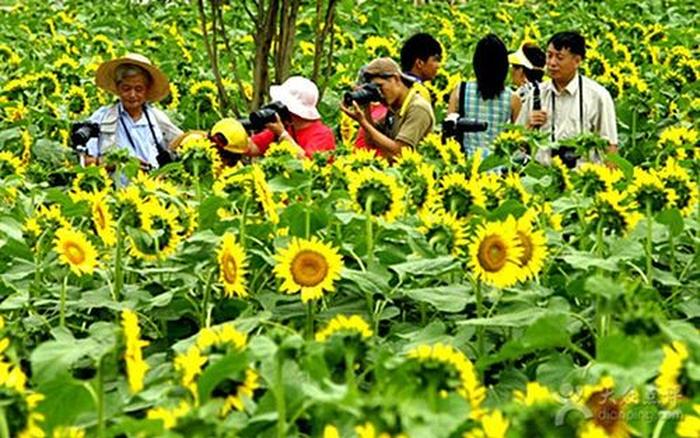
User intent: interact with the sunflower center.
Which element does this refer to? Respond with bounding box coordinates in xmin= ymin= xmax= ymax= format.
xmin=291 ymin=250 xmax=328 ymax=287
xmin=64 ymin=242 xmax=86 ymax=265
xmin=587 ymin=390 xmax=624 ymax=434
xmin=222 ymin=253 xmax=237 ymax=284
xmin=477 ymin=235 xmax=507 ymax=272
xmin=517 ymin=231 xmax=533 ymax=266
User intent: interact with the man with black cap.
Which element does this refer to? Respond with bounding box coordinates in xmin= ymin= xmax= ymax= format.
xmin=342 ymin=57 xmax=435 ymax=159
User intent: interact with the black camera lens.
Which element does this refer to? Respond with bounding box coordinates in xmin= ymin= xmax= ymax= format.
xmin=70 ymin=122 xmax=100 ymax=148
xmin=343 ymin=83 xmax=382 ymax=106
xmin=246 ymin=101 xmax=289 ymax=132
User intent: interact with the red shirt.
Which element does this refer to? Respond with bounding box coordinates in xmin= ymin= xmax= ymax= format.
xmin=354 ymin=103 xmax=389 ymax=157
xmin=250 ymin=120 xmax=336 ymax=158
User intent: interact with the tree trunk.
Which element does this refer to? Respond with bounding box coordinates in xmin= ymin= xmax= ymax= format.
xmin=311 ymin=0 xmax=338 ymax=99
xmin=196 ymin=0 xmax=230 ymax=115
xmin=251 ymin=0 xmax=279 ymax=110
xmin=274 ymin=0 xmax=301 ymax=84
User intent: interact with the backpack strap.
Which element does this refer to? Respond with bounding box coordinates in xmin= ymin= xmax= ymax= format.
xmin=458 ymin=81 xmax=466 ymax=117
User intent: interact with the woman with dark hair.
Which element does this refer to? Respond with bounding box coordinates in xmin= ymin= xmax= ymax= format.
xmin=509 ymin=42 xmax=546 ymax=119
xmin=448 ymin=34 xmax=518 ymax=157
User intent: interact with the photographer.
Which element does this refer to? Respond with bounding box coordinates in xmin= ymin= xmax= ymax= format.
xmin=515 ymin=31 xmax=618 ymax=166
xmin=342 ymin=58 xmax=435 ymax=159
xmin=509 ymin=42 xmax=546 ymax=121
xmin=82 ymin=53 xmax=182 ymax=170
xmin=246 ymin=76 xmax=335 ymax=159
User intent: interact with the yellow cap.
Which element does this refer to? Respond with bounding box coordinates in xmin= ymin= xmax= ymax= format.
xmin=210 ymin=118 xmax=248 ymax=153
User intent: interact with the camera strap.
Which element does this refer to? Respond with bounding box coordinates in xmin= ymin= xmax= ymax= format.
xmin=550 ymin=74 xmax=584 ymax=142
xmin=118 ymin=104 xmax=161 ymax=158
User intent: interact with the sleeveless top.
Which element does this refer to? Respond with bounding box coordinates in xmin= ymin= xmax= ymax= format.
xmin=460 ymin=81 xmax=512 ymax=157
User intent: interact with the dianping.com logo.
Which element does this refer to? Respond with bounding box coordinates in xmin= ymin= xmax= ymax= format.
xmin=553 ymin=382 xmax=682 ymax=426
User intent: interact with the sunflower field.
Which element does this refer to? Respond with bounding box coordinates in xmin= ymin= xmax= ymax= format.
xmin=0 ymin=0 xmax=699 ymax=437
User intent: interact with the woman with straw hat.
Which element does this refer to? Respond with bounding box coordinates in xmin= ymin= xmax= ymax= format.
xmin=84 ymin=53 xmax=182 ymax=169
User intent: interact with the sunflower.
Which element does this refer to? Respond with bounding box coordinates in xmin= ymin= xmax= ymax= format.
xmin=273 ymin=237 xmax=343 ymax=303
xmin=464 ymin=410 xmax=510 ymax=438
xmin=393 ymin=147 xmax=424 ymax=176
xmin=550 ymin=156 xmax=574 ymax=192
xmin=115 ymin=185 xmax=143 ymax=228
xmin=625 ymin=168 xmax=676 ymax=214
xmin=173 ymin=346 xmax=207 ymax=399
xmin=335 ymin=149 xmax=388 ymax=174
xmin=406 ymin=343 xmax=485 ymax=418
xmin=587 ymin=190 xmax=642 ymax=235
xmin=213 ymin=167 xmax=254 ymax=199
xmin=130 ymin=199 xmax=183 ymax=261
xmin=86 ymin=191 xmax=117 ymax=246
xmin=265 ymin=139 xmax=302 ymax=160
xmin=363 ymin=36 xmax=398 ymax=57
xmin=147 ymin=401 xmax=190 ymax=430
xmin=0 ymin=151 xmax=26 ymax=178
xmin=574 ymin=376 xmax=635 ymax=438
xmin=218 ymin=232 xmax=248 ymax=298
xmin=355 ymin=422 xmax=407 ymax=438
xmin=220 ymin=368 xmax=260 ymax=415
xmin=66 ymin=85 xmax=90 ymax=117
xmin=659 ymin=157 xmax=698 ymax=217
xmin=71 ymin=167 xmax=112 ymax=201
xmin=339 ymin=111 xmax=358 ymax=146
xmin=417 ymin=132 xmax=451 ymax=164
xmin=179 ymin=135 xmax=223 ymax=179
xmin=251 ymin=164 xmax=280 ymax=225
xmin=439 ymin=172 xmax=486 ymax=219
xmin=677 ymin=404 xmax=700 ymax=437
xmin=513 ymin=382 xmax=558 ymax=406
xmin=514 ymin=214 xmax=548 ymax=282
xmin=121 ymin=309 xmax=149 ymax=394
xmin=442 ymin=137 xmax=467 ymax=167
xmin=573 ymin=162 xmax=624 ymax=196
xmin=315 ymin=314 xmax=373 ymax=342
xmin=467 ymin=217 xmax=523 ymax=289
xmin=476 ymin=173 xmax=503 ymax=210
xmin=419 ymin=211 xmax=468 ymax=256
xmin=348 ymin=168 xmax=405 ymax=222
xmin=54 ymin=226 xmax=98 ymax=276
xmin=407 ymin=163 xmax=439 ymax=215
xmin=655 ymin=341 xmax=688 ymax=409
xmin=501 ymin=173 xmax=531 ymax=205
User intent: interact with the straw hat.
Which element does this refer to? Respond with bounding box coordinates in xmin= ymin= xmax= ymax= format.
xmin=95 ymin=53 xmax=170 ymax=102
xmin=269 ymin=76 xmax=321 ymax=120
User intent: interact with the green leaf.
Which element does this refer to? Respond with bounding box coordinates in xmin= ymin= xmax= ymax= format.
xmin=656 ymin=208 xmax=684 ymax=237
xmin=36 ymin=379 xmax=95 ymax=432
xmin=605 ymin=154 xmax=634 ymax=180
xmin=197 ymin=350 xmax=249 ymax=403
xmin=390 ymin=256 xmax=460 ymax=282
xmin=584 ymin=275 xmax=623 ymax=299
xmin=486 ymin=199 xmax=527 ymax=221
xmin=401 ymin=285 xmax=472 ymax=313
xmin=457 ymin=307 xmax=547 ymax=327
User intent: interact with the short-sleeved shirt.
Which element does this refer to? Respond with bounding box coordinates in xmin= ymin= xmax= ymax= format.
xmin=86 ymin=102 xmax=182 ymax=168
xmin=250 ymin=120 xmax=336 ymax=158
xmin=354 ymin=104 xmax=389 ymax=156
xmin=382 ymin=90 xmax=434 ymax=148
xmin=516 ymin=73 xmax=618 ymax=163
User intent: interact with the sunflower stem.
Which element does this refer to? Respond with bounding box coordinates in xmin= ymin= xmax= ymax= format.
xmin=274 ymin=351 xmax=287 ymax=438
xmin=59 ymin=275 xmax=68 ymax=329
xmin=305 ymin=301 xmax=315 ymax=340
xmin=475 ymin=280 xmax=484 ymax=356
xmin=240 ymin=197 xmax=249 ymax=246
xmin=344 ymin=349 xmax=357 ymax=398
xmin=305 ymin=182 xmax=312 ymax=239
xmin=114 ymin=217 xmax=124 ymax=302
xmin=201 ymin=267 xmax=216 ymax=329
xmin=364 ymin=195 xmax=374 ymax=260
xmin=0 ymin=407 xmax=9 ymax=438
xmin=96 ymin=357 xmax=106 ymax=438
xmin=645 ymin=200 xmax=653 ymax=284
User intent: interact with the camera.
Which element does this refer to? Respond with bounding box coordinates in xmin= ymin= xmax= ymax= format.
xmin=71 ymin=122 xmax=100 ymax=148
xmin=246 ymin=101 xmax=291 ymax=132
xmin=343 ymin=82 xmax=382 ymax=106
xmin=441 ymin=115 xmax=488 ymax=143
xmin=552 ymin=146 xmax=578 ymax=168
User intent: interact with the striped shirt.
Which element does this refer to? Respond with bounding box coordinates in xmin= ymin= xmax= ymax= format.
xmin=460 ymin=82 xmax=512 ymax=157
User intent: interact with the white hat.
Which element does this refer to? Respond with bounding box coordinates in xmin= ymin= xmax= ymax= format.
xmin=270 ymin=76 xmax=321 ymax=120
xmin=508 ymin=46 xmax=535 ymax=70
xmin=95 ymin=53 xmax=170 ymax=102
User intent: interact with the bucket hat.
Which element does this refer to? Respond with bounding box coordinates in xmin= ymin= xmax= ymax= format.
xmin=95 ymin=53 xmax=170 ymax=102
xmin=269 ymin=76 xmax=321 ymax=120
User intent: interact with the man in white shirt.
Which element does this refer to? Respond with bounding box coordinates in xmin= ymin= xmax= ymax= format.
xmin=516 ymin=31 xmax=618 ymax=166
